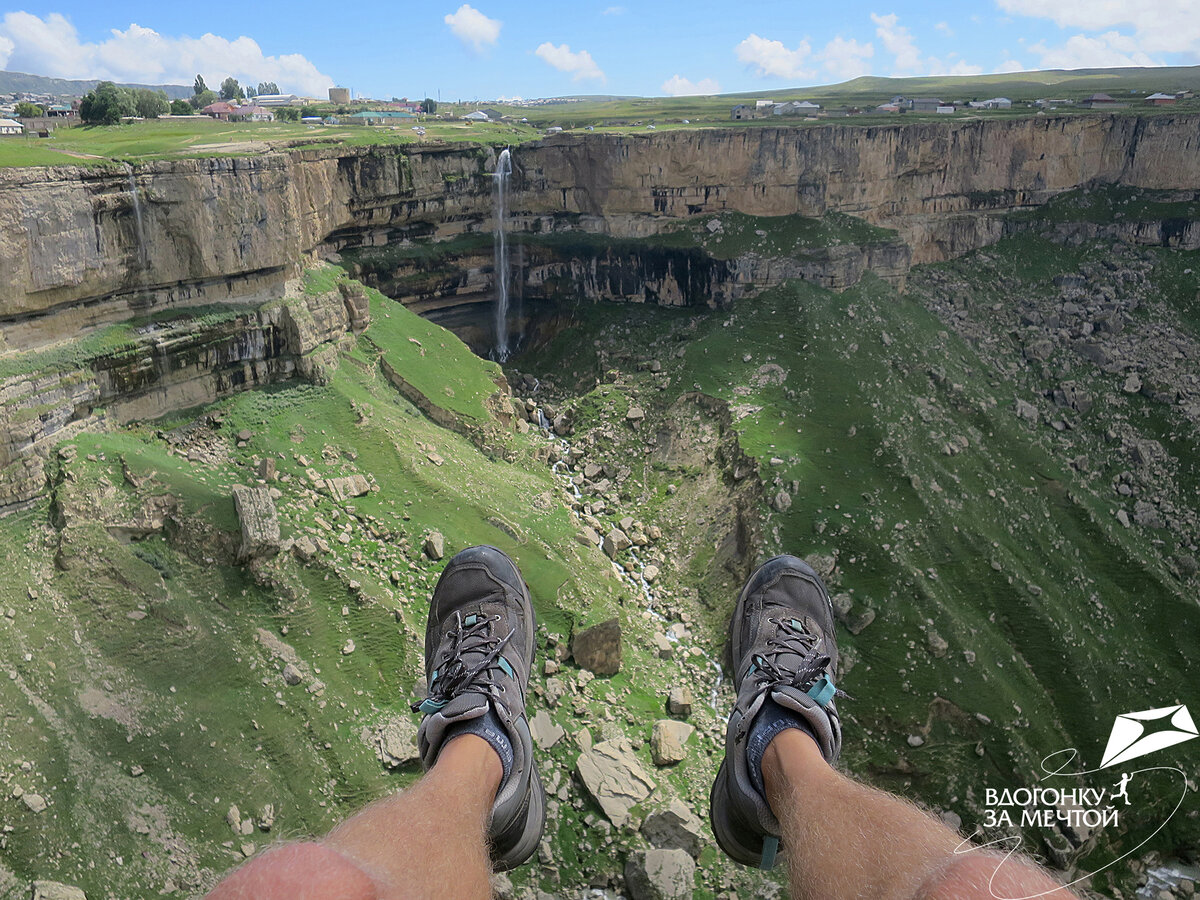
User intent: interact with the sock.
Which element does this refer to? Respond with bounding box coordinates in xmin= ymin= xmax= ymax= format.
xmin=746 ymin=698 xmax=818 ymax=795
xmin=441 ymin=705 xmax=514 ymax=786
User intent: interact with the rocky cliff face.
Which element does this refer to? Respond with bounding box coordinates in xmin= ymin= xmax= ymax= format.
xmin=3 ymin=115 xmax=1199 ymax=348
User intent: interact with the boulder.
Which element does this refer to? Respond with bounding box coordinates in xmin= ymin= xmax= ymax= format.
xmin=325 ymin=473 xmax=371 ymax=500
xmin=650 ymin=719 xmax=694 ymax=766
xmin=338 ymin=281 xmax=371 ymax=333
xmin=926 ymin=630 xmax=949 ymax=658
xmin=232 ymin=485 xmax=281 ymax=562
xmin=377 ymin=717 xmax=420 ymax=768
xmin=602 ymin=528 xmax=632 ymax=559
xmin=32 ymin=884 xmax=87 ymax=900
xmin=575 ymin=526 xmax=601 ymax=548
xmin=575 ymin=739 xmax=656 ymax=826
xmin=626 ymin=406 xmax=646 ymax=424
xmin=529 ymin=710 xmax=565 ymax=749
xmin=281 ymin=663 xmax=303 ymax=686
xmin=573 ymin=618 xmax=622 ymax=675
xmin=641 ymin=799 xmax=705 ymax=858
xmin=423 ymin=532 xmax=445 ymax=561
xmin=667 ymin=686 xmax=693 ymax=717
xmin=624 ymin=848 xmax=695 ymax=900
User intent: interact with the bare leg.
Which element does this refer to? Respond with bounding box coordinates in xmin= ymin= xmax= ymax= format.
xmin=762 ymin=729 xmax=1077 ymax=900
xmin=207 ymin=735 xmax=501 ymax=900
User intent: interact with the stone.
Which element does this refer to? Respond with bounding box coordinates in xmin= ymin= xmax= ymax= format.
xmin=231 ymin=485 xmax=281 ymax=562
xmin=624 ymin=848 xmax=696 ymax=900
xmin=773 ymin=490 xmax=792 ymax=512
xmin=652 ymin=632 xmax=673 ymax=658
xmin=226 ymin=804 xmax=241 ymax=831
xmin=282 ymin=663 xmax=303 ymax=686
xmin=342 ymin=639 xmax=356 ymax=655
xmin=643 ymin=564 xmax=660 ymax=583
xmin=602 ymin=528 xmax=632 ymax=559
xmin=650 ymin=719 xmax=694 ymax=766
xmin=808 ymin=553 xmax=837 ymax=580
xmin=583 ymin=462 xmax=603 ymax=480
xmin=573 ymin=618 xmax=621 ymax=675
xmin=831 ymin=592 xmax=854 ymax=622
xmin=926 ymin=630 xmax=949 ymax=658
xmin=530 ymin=710 xmax=565 ymax=749
xmin=907 ymin=734 xmax=925 ymax=747
xmin=626 ymin=406 xmax=645 ymax=424
xmin=325 ymin=473 xmax=371 ymax=500
xmin=257 ymin=458 xmax=277 ymax=481
xmin=846 ymin=607 xmax=875 ymax=634
xmin=31 ymin=883 xmax=87 ymax=900
xmin=1116 ymin=509 xmax=1131 ymax=528
xmin=667 ymin=686 xmax=693 ymax=717
xmin=241 ymin=842 xmax=256 ymax=858
xmin=423 ymin=531 xmax=445 ymax=561
xmin=575 ymin=526 xmax=601 ymax=547
xmin=575 ymin=739 xmax=656 ymax=826
xmin=130 ymin=765 xmax=144 ymax=777
xmin=21 ymin=793 xmax=47 ymax=813
xmin=1014 ymin=399 xmax=1039 ymax=424
xmin=1132 ymin=500 xmax=1165 ymax=529
xmin=641 ymin=799 xmax=704 ymax=858
xmin=377 ymin=717 xmax=420 ymax=767
xmin=259 ymin=803 xmax=275 ymax=831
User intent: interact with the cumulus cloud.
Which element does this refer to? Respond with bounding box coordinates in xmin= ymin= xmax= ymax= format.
xmin=661 ymin=74 xmax=720 ymax=96
xmin=534 ymin=42 xmax=605 ymax=82
xmin=734 ymin=33 xmax=814 ymax=80
xmin=602 ymin=6 xmax=626 ymax=15
xmin=0 ymin=12 xmax=333 ymax=95
xmin=997 ymin=58 xmax=1025 ymax=73
xmin=934 ymin=21 xmax=954 ymax=36
xmin=820 ymin=36 xmax=874 ymax=80
xmin=870 ymin=13 xmax=922 ymax=74
xmin=1028 ymin=32 xmax=1157 ymax=69
xmin=444 ymin=4 xmax=501 ymax=52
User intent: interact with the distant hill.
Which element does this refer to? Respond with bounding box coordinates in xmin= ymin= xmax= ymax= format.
xmin=0 ymin=69 xmax=192 ymax=100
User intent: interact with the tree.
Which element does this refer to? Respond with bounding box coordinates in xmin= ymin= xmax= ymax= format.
xmin=219 ymin=77 xmax=244 ymax=101
xmin=132 ymin=89 xmax=169 ymax=119
xmin=193 ymin=74 xmax=207 ymax=96
xmin=169 ymin=99 xmax=193 ymax=116
xmin=421 ymin=97 xmax=437 ymax=114
xmin=245 ymin=85 xmax=256 ymax=98
xmin=257 ymin=81 xmax=280 ymax=96
xmin=190 ymin=89 xmax=218 ymax=110
xmin=79 ymin=81 xmax=134 ymax=125
xmin=274 ymin=106 xmax=299 ymax=122
xmin=14 ymin=101 xmax=44 ymax=118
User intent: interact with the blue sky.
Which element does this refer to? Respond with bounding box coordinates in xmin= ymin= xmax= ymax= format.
xmin=0 ymin=0 xmax=1195 ymax=100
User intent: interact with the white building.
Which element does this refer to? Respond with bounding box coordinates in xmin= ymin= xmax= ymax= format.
xmin=253 ymin=94 xmax=299 ymax=106
xmin=463 ymin=110 xmax=490 ymax=121
xmin=0 ymin=119 xmax=24 ymax=135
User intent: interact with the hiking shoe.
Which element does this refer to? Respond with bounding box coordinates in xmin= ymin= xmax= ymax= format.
xmin=710 ymin=555 xmax=846 ymax=869
xmin=413 ymin=545 xmax=545 ymax=871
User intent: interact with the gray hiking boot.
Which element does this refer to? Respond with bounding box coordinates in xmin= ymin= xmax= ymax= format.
xmin=413 ymin=545 xmax=545 ymax=871
xmin=710 ymin=555 xmax=846 ymax=869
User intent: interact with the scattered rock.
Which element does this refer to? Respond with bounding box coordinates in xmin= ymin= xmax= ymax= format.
xmin=130 ymin=765 xmax=144 ymax=777
xmin=259 ymin=803 xmax=275 ymax=831
xmin=257 ymin=458 xmax=276 ymax=481
xmin=831 ymin=592 xmax=854 ymax=622
xmin=231 ymin=485 xmax=281 ymax=563
xmin=773 ymin=490 xmax=792 ymax=512
xmin=281 ymin=663 xmax=303 ymax=686
xmin=846 ymin=607 xmax=875 ymax=634
xmin=650 ymin=719 xmax=694 ymax=766
xmin=325 ymin=473 xmax=371 ymax=500
xmin=626 ymin=406 xmax=645 ymax=424
xmin=575 ymin=526 xmax=601 ymax=547
xmin=652 ymin=632 xmax=673 ymax=659
xmin=575 ymin=739 xmax=656 ymax=826
xmin=667 ymin=686 xmax=693 ymax=717
xmin=624 ymin=848 xmax=695 ymax=900
xmin=1116 ymin=509 xmax=1131 ymax=528
xmin=1014 ymin=399 xmax=1039 ymax=424
xmin=641 ymin=799 xmax=704 ymax=858
xmin=808 ymin=553 xmax=837 ymax=580
xmin=226 ymin=804 xmax=241 ymax=832
xmin=423 ymin=532 xmax=445 ymax=561
xmin=21 ymin=793 xmax=47 ymax=813
xmin=31 ymin=883 xmax=87 ymax=900
xmin=572 ymin=618 xmax=622 ymax=675
xmin=926 ymin=630 xmax=949 ymax=658
xmin=643 ymin=564 xmax=660 ymax=583
xmin=530 ymin=710 xmax=565 ymax=750
xmin=342 ymin=639 xmax=356 ymax=655
xmin=907 ymin=734 xmax=925 ymax=747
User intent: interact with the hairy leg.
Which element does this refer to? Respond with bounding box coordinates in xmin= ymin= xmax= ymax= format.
xmin=762 ymin=729 xmax=1076 ymax=900
xmin=207 ymin=735 xmax=501 ymax=900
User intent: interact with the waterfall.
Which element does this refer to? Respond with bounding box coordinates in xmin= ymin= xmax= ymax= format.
xmin=492 ymin=148 xmax=512 ymax=361
xmin=124 ymin=162 xmax=148 ymax=270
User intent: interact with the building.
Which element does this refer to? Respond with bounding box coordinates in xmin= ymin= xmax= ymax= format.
xmin=0 ymin=119 xmax=24 ymax=135
xmin=874 ymin=103 xmax=901 ymax=114
xmin=1080 ymin=93 xmax=1122 ymax=109
xmin=253 ymin=94 xmax=300 ymax=107
xmin=969 ymin=97 xmax=1011 ymax=109
xmin=1145 ymin=92 xmax=1177 ymax=105
xmin=731 ymin=104 xmax=752 ymax=120
xmin=773 ymin=100 xmax=821 ymax=116
xmin=232 ymin=105 xmax=274 ymax=122
xmin=463 ymin=110 xmax=490 ymax=121
xmin=46 ymin=104 xmax=75 ymax=117
xmin=910 ymin=98 xmax=943 ymax=112
xmin=347 ymin=110 xmax=416 ymax=125
xmin=329 ymin=87 xmax=351 ymax=105
xmin=201 ymin=101 xmax=238 ymax=120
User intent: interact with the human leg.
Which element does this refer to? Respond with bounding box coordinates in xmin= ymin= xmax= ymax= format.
xmin=711 ymin=554 xmax=1076 ymax=900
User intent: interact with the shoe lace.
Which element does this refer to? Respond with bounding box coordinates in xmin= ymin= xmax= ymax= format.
xmin=412 ymin=611 xmax=515 ymax=713
xmin=746 ymin=615 xmax=851 ymax=702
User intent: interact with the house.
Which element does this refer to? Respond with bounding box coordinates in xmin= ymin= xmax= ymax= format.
xmin=478 ymin=108 xmax=504 ymax=120
xmin=348 ymin=110 xmax=416 ymax=125
xmin=545 ymin=126 xmax=563 ymax=133
xmin=874 ymin=103 xmax=901 ymax=114
xmin=46 ymin=104 xmax=74 ymax=117
xmin=936 ymin=105 xmax=956 ymax=114
xmin=463 ymin=110 xmax=490 ymax=121
xmin=1080 ymin=93 xmax=1122 ymax=109
xmin=231 ymin=105 xmax=274 ymax=122
xmin=201 ymin=101 xmax=238 ymax=121
xmin=1145 ymin=92 xmax=1177 ymax=106
xmin=0 ymin=119 xmax=24 ymax=135
xmin=773 ymin=100 xmax=821 ymax=116
xmin=731 ymin=104 xmax=752 ymax=120
xmin=910 ymin=98 xmax=943 ymax=112
xmin=969 ymin=97 xmax=1011 ymax=109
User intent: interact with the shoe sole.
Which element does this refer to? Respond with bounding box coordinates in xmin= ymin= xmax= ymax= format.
xmin=492 ymin=764 xmax=546 ymax=871
xmin=710 ymin=758 xmax=774 ymax=868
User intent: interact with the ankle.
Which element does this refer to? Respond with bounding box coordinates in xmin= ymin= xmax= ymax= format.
xmin=761 ymin=727 xmax=829 ymax=795
xmin=436 ymin=733 xmax=505 ymax=798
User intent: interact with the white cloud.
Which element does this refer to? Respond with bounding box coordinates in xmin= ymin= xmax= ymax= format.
xmin=870 ymin=12 xmax=922 ymax=74
xmin=935 ymin=21 xmax=954 ymax=37
xmin=734 ymin=33 xmax=814 ymax=80
xmin=1028 ymin=32 xmax=1158 ymax=69
xmin=661 ymin=74 xmax=720 ymax=96
xmin=602 ymin=6 xmax=626 ymax=15
xmin=534 ymin=42 xmax=605 ymax=82
xmin=820 ymin=36 xmax=874 ymax=80
xmin=997 ymin=0 xmax=1199 ymax=54
xmin=0 ymin=33 xmax=14 ymax=69
xmin=997 ymin=58 xmax=1025 ymax=72
xmin=0 ymin=12 xmax=333 ymax=95
xmin=929 ymin=58 xmax=984 ymax=75
xmin=444 ymin=4 xmax=501 ymax=52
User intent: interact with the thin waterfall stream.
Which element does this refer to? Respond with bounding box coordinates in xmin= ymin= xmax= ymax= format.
xmin=492 ymin=148 xmax=512 ymax=361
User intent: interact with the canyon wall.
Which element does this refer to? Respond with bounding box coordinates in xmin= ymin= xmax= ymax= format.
xmin=3 ymin=115 xmax=1200 ymax=342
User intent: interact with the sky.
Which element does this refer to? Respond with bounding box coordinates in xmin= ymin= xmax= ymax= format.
xmin=0 ymin=0 xmax=1197 ymax=101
